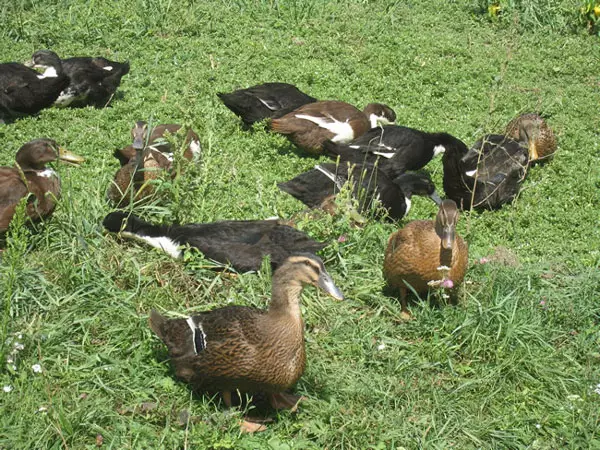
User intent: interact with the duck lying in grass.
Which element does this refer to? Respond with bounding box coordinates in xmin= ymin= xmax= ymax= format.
xmin=442 ymin=134 xmax=529 ymax=210
xmin=270 ymin=100 xmax=396 ymax=155
xmin=102 ymin=212 xmax=326 ymax=272
xmin=505 ymin=113 xmax=557 ymax=163
xmin=149 ymin=253 xmax=343 ymax=433
xmin=323 ymin=125 xmax=467 ymax=177
xmin=108 ymin=121 xmax=201 ymax=206
xmin=0 ymin=139 xmax=83 ymax=233
xmin=51 ymin=54 xmax=130 ymax=108
xmin=217 ymin=82 xmax=317 ymax=127
xmin=383 ymin=199 xmax=468 ymax=320
xmin=279 ymin=162 xmax=441 ymax=221
xmin=0 ymin=50 xmax=68 ymax=122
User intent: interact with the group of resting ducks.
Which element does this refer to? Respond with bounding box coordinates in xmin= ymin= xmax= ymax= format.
xmin=0 ymin=52 xmax=557 ymax=431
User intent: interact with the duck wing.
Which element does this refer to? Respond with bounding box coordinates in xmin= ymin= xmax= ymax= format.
xmin=0 ymin=168 xmax=28 ymax=232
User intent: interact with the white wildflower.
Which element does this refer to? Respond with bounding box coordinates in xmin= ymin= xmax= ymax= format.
xmin=6 ymin=357 xmax=13 ymax=364
xmin=32 ymin=364 xmax=42 ymax=373
xmin=11 ymin=365 xmax=16 ymax=371
xmin=3 ymin=385 xmax=13 ymax=393
xmin=594 ymin=384 xmax=600 ymax=395
xmin=567 ymin=394 xmax=582 ymax=401
xmin=17 ymin=334 xmax=22 ymax=339
xmin=535 ymin=424 xmax=541 ymax=429
xmin=38 ymin=406 xmax=47 ymax=413
xmin=377 ymin=343 xmax=386 ymax=351
xmin=14 ymin=343 xmax=24 ymax=351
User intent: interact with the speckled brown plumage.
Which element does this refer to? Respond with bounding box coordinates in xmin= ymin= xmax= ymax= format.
xmin=505 ymin=113 xmax=557 ymax=162
xmin=0 ymin=139 xmax=83 ymax=233
xmin=108 ymin=121 xmax=200 ymax=206
xmin=149 ymin=254 xmax=343 ymax=406
xmin=383 ymin=200 xmax=468 ymax=318
xmin=270 ymin=101 xmax=395 ymax=155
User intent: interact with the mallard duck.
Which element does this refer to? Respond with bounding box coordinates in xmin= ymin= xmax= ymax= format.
xmin=0 ymin=50 xmax=68 ymax=122
xmin=278 ymin=162 xmax=441 ymax=221
xmin=102 ymin=211 xmax=326 ymax=271
xmin=217 ymin=82 xmax=317 ymax=127
xmin=108 ymin=121 xmax=201 ymax=206
xmin=0 ymin=138 xmax=84 ymax=233
xmin=323 ymin=126 xmax=467 ymax=178
xmin=383 ymin=199 xmax=468 ymax=319
xmin=149 ymin=253 xmax=343 ymax=431
xmin=442 ymin=134 xmax=529 ymax=210
xmin=52 ymin=55 xmax=130 ymax=108
xmin=505 ymin=113 xmax=557 ymax=163
xmin=270 ymin=101 xmax=396 ymax=155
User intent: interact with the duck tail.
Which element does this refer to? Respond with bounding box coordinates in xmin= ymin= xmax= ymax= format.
xmin=149 ymin=309 xmax=167 ymax=340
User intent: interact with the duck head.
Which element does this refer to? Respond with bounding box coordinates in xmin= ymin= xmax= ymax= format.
xmin=131 ymin=121 xmax=149 ymax=150
xmin=507 ymin=113 xmax=556 ymax=162
xmin=363 ymin=103 xmax=396 ymax=128
xmin=15 ymin=138 xmax=83 ymax=170
xmin=25 ymin=50 xmax=63 ymax=78
xmin=277 ymin=254 xmax=344 ymax=301
xmin=435 ymin=199 xmax=459 ymax=250
xmin=394 ymin=173 xmax=442 ymax=205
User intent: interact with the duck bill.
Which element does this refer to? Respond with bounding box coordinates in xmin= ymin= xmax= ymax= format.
xmin=441 ymin=226 xmax=455 ymax=250
xmin=132 ymin=135 xmax=145 ymax=150
xmin=58 ymin=147 xmax=85 ymax=165
xmin=529 ymin=141 xmax=539 ymax=161
xmin=317 ymin=271 xmax=344 ymax=301
xmin=429 ymin=191 xmax=443 ymax=206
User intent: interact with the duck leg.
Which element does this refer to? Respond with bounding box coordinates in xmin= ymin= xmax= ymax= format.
xmin=222 ymin=390 xmax=268 ymax=433
xmin=400 ymin=287 xmax=413 ymax=321
xmin=268 ymin=392 xmax=305 ymax=412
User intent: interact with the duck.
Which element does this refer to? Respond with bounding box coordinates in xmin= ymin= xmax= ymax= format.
xmin=278 ymin=162 xmax=441 ymax=221
xmin=149 ymin=253 xmax=343 ymax=432
xmin=52 ymin=55 xmax=130 ymax=108
xmin=0 ymin=50 xmax=68 ymax=122
xmin=505 ymin=113 xmax=557 ymax=163
xmin=323 ymin=125 xmax=467 ymax=178
xmin=0 ymin=138 xmax=84 ymax=233
xmin=217 ymin=82 xmax=317 ymax=128
xmin=108 ymin=121 xmax=201 ymax=206
xmin=270 ymin=101 xmax=396 ymax=155
xmin=442 ymin=134 xmax=529 ymax=210
xmin=383 ymin=199 xmax=468 ymax=320
xmin=102 ymin=211 xmax=327 ymax=272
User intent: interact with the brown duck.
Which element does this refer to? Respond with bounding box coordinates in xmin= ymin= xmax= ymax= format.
xmin=149 ymin=253 xmax=344 ymax=432
xmin=383 ymin=199 xmax=468 ymax=319
xmin=0 ymin=138 xmax=83 ymax=233
xmin=505 ymin=113 xmax=557 ymax=163
xmin=270 ymin=100 xmax=396 ymax=155
xmin=108 ymin=121 xmax=201 ymax=206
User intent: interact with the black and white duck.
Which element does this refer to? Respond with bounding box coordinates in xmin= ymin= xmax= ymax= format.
xmin=102 ymin=211 xmax=327 ymax=272
xmin=442 ymin=134 xmax=529 ymax=210
xmin=0 ymin=50 xmax=68 ymax=122
xmin=52 ymin=55 xmax=130 ymax=108
xmin=278 ymin=162 xmax=441 ymax=221
xmin=218 ymin=82 xmax=317 ymax=127
xmin=323 ymin=125 xmax=467 ymax=178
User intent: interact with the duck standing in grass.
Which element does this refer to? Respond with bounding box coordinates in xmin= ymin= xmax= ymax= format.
xmin=0 ymin=50 xmax=68 ymax=122
xmin=270 ymin=100 xmax=396 ymax=155
xmin=0 ymin=139 xmax=84 ymax=233
xmin=505 ymin=113 xmax=557 ymax=163
xmin=149 ymin=254 xmax=344 ymax=432
xmin=108 ymin=121 xmax=201 ymax=206
xmin=102 ymin=211 xmax=326 ymax=271
xmin=52 ymin=54 xmax=130 ymax=108
xmin=217 ymin=82 xmax=317 ymax=127
xmin=323 ymin=125 xmax=467 ymax=177
xmin=383 ymin=199 xmax=468 ymax=320
xmin=278 ymin=162 xmax=441 ymax=221
xmin=442 ymin=134 xmax=529 ymax=210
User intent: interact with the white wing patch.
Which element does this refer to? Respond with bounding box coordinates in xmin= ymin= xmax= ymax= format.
xmin=465 ymin=169 xmax=477 ymax=177
xmin=103 ymin=65 xmax=113 ymax=71
xmin=433 ymin=145 xmax=446 ymax=157
xmin=37 ymin=66 xmax=58 ymax=79
xmin=371 ymin=151 xmax=395 ymax=159
xmin=295 ymin=114 xmax=354 ymax=143
xmin=315 ymin=165 xmax=344 ymax=190
xmin=120 ymin=231 xmax=182 ymax=258
xmin=369 ymin=114 xmax=394 ymax=128
xmin=404 ymin=197 xmax=412 ymax=217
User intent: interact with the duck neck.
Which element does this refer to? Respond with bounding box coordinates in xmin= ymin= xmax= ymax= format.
xmin=268 ymin=278 xmax=304 ymax=324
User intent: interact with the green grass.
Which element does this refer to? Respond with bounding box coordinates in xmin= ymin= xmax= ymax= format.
xmin=1 ymin=0 xmax=600 ymax=448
